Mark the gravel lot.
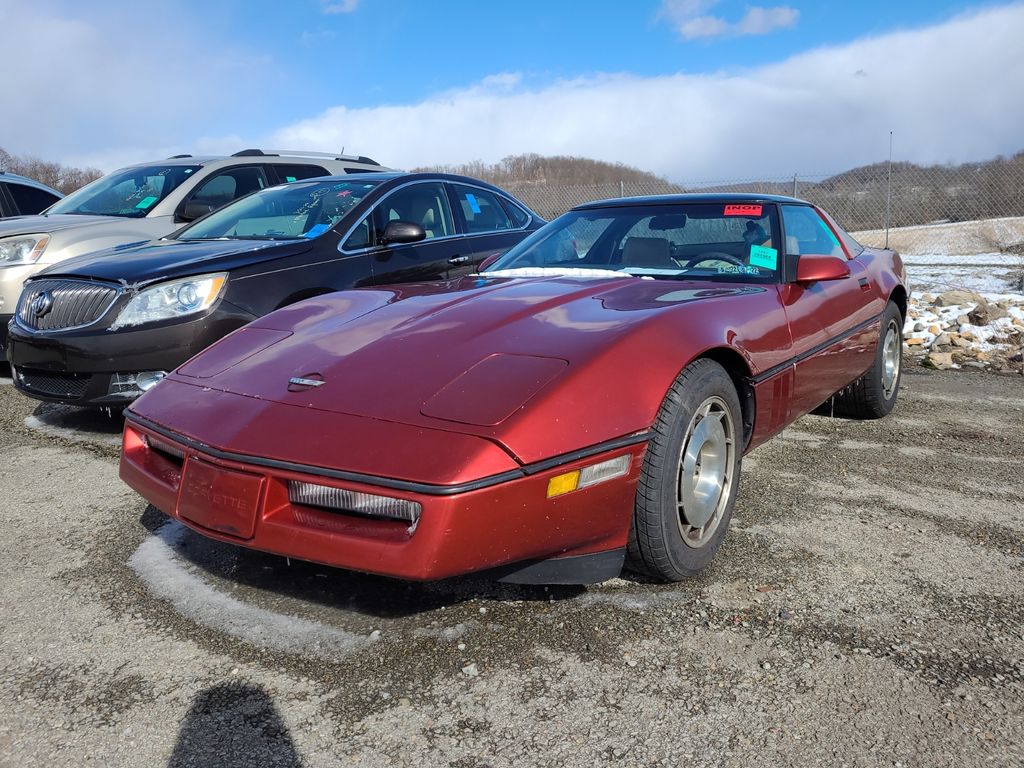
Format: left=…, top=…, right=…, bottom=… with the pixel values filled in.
left=0, top=366, right=1021, bottom=767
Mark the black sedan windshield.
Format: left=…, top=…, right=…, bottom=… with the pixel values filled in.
left=178, top=179, right=380, bottom=240
left=485, top=203, right=783, bottom=283
left=47, top=165, right=202, bottom=218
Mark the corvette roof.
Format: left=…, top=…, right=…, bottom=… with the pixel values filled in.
left=574, top=193, right=811, bottom=210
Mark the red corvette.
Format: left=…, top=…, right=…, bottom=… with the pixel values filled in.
left=120, top=194, right=907, bottom=584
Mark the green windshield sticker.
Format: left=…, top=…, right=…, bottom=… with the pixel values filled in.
left=135, top=195, right=159, bottom=210
left=748, top=244, right=778, bottom=269
left=286, top=176, right=297, bottom=182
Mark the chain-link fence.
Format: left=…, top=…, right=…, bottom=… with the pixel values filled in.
left=507, top=161, right=1024, bottom=295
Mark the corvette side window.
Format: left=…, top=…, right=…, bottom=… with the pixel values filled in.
left=781, top=205, right=845, bottom=259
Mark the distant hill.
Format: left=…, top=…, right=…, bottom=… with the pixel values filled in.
left=414, top=153, right=681, bottom=191
left=695, top=151, right=1024, bottom=231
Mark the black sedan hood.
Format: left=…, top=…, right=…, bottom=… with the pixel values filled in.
left=37, top=238, right=315, bottom=285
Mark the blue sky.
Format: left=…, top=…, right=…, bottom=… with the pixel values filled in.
left=2, top=1, right=1022, bottom=181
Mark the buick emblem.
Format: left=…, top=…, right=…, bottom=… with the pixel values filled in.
left=30, top=291, right=54, bottom=318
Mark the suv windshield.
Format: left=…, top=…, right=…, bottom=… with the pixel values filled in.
left=486, top=203, right=782, bottom=283
left=178, top=179, right=380, bottom=241
left=47, top=165, right=202, bottom=218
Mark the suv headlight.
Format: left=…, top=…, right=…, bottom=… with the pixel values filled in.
left=111, top=273, right=227, bottom=330
left=0, top=235, right=50, bottom=266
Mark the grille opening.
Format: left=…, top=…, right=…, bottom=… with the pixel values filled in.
left=15, top=368, right=89, bottom=399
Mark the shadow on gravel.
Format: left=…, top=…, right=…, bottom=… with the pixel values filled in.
left=168, top=682, right=303, bottom=768
left=27, top=401, right=125, bottom=443
left=138, top=507, right=586, bottom=620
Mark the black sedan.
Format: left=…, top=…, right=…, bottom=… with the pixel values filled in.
left=6, top=172, right=543, bottom=406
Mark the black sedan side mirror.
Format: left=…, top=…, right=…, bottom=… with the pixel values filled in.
left=177, top=200, right=216, bottom=223
left=381, top=220, right=426, bottom=245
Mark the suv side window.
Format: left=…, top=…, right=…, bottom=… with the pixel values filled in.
left=780, top=205, right=845, bottom=259
left=452, top=184, right=512, bottom=234
left=8, top=183, right=61, bottom=215
left=190, top=166, right=269, bottom=210
left=272, top=164, right=329, bottom=184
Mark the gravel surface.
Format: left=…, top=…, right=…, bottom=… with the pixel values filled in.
left=0, top=368, right=1021, bottom=767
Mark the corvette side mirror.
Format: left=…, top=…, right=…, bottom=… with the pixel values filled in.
left=794, top=254, right=850, bottom=283
left=381, top=220, right=426, bottom=245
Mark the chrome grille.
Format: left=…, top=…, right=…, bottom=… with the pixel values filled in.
left=17, top=279, right=120, bottom=331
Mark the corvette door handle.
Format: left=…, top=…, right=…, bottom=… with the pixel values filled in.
left=448, top=255, right=471, bottom=265
left=857, top=277, right=870, bottom=290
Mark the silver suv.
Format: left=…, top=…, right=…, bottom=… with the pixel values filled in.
left=0, top=149, right=386, bottom=352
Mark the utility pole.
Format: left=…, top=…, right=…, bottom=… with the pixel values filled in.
left=885, top=131, right=893, bottom=249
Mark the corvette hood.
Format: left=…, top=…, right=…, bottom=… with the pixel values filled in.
left=159, top=275, right=766, bottom=463
left=37, top=237, right=312, bottom=284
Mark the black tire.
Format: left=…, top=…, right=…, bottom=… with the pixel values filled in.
left=831, top=301, right=903, bottom=419
left=627, top=358, right=743, bottom=581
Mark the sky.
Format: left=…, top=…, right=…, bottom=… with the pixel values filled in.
left=2, top=0, right=1022, bottom=182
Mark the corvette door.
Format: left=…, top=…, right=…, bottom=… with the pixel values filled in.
left=779, top=204, right=880, bottom=415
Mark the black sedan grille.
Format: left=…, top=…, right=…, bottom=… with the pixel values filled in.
left=15, top=369, right=90, bottom=400
left=17, top=279, right=120, bottom=331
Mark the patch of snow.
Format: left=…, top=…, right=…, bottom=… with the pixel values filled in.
left=129, top=521, right=371, bottom=659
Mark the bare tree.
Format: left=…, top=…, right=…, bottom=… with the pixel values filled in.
left=0, top=146, right=104, bottom=194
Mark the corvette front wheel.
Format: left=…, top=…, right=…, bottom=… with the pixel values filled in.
left=627, top=359, right=742, bottom=581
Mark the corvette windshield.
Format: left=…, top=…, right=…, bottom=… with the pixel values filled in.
left=178, top=179, right=380, bottom=241
left=486, top=203, right=782, bottom=283
left=47, top=165, right=202, bottom=218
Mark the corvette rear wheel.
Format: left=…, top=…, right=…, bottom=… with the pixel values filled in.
left=831, top=301, right=903, bottom=419
left=627, top=359, right=742, bottom=581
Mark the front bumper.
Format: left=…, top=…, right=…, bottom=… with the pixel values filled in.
left=1, top=313, right=11, bottom=357
left=120, top=415, right=646, bottom=583
left=6, top=308, right=251, bottom=406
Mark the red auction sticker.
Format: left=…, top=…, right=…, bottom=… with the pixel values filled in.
left=724, top=204, right=763, bottom=217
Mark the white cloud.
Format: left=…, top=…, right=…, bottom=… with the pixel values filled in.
left=0, top=0, right=274, bottom=169
left=734, top=6, right=800, bottom=36
left=320, top=0, right=359, bottom=13
left=264, top=5, right=1024, bottom=181
left=660, top=0, right=800, bottom=40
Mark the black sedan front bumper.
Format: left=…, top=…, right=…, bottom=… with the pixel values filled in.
left=6, top=308, right=253, bottom=406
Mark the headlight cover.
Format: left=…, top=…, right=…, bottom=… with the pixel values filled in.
left=0, top=234, right=49, bottom=266
left=111, top=273, right=227, bottom=330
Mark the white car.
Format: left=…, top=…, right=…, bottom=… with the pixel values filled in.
left=0, top=149, right=387, bottom=353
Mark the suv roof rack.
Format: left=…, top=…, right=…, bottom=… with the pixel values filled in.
left=231, top=149, right=380, bottom=166
left=167, top=154, right=193, bottom=159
